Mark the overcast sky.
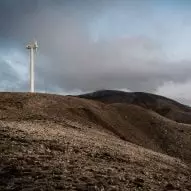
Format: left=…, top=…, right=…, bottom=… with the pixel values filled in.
left=1, top=0, right=191, bottom=105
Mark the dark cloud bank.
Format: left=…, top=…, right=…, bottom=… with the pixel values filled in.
left=0, top=0, right=191, bottom=105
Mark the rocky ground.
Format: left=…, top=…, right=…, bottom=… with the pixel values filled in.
left=0, top=92, right=191, bottom=190
left=0, top=120, right=191, bottom=191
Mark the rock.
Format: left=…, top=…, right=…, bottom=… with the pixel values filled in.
left=133, top=178, right=144, bottom=188
left=164, top=183, right=176, bottom=190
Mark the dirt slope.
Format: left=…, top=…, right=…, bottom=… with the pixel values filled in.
left=0, top=92, right=191, bottom=163
left=0, top=92, right=191, bottom=190
left=78, top=90, right=191, bottom=124
left=0, top=119, right=191, bottom=190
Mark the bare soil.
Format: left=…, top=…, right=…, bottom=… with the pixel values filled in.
left=79, top=90, right=191, bottom=124
left=0, top=92, right=191, bottom=191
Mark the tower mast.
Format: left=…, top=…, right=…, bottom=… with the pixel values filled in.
left=26, top=40, right=38, bottom=93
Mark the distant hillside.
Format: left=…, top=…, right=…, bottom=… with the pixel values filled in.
left=78, top=90, right=191, bottom=124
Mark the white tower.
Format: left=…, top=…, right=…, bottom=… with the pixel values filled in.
left=26, top=40, right=38, bottom=93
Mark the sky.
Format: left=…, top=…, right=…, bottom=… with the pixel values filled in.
left=1, top=0, right=191, bottom=105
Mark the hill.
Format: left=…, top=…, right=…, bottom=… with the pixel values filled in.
left=0, top=92, right=190, bottom=162
left=78, top=90, right=191, bottom=124
left=0, top=92, right=191, bottom=190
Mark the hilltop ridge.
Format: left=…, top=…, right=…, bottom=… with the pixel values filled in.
left=78, top=90, right=191, bottom=124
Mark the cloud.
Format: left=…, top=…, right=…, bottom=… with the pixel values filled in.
left=35, top=34, right=191, bottom=93
left=155, top=80, right=191, bottom=105
left=0, top=59, right=20, bottom=91
left=0, top=0, right=191, bottom=105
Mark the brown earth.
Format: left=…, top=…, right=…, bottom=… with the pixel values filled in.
left=78, top=90, right=191, bottom=124
left=0, top=92, right=191, bottom=191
